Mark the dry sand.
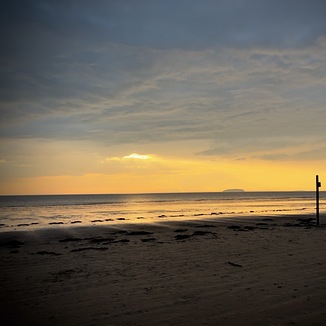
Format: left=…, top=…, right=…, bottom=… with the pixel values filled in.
left=1, top=214, right=326, bottom=326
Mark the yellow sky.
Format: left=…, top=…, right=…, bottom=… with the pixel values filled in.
left=1, top=152, right=323, bottom=195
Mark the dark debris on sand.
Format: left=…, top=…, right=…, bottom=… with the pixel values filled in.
left=194, top=224, right=217, bottom=228
left=33, top=251, right=62, bottom=256
left=141, top=238, right=156, bottom=242
left=283, top=218, right=317, bottom=228
left=127, top=231, right=153, bottom=236
left=175, top=234, right=192, bottom=241
left=192, top=230, right=215, bottom=236
left=227, top=225, right=257, bottom=232
left=228, top=261, right=243, bottom=267
left=70, top=247, right=108, bottom=252
left=87, top=237, right=116, bottom=244
left=59, top=237, right=84, bottom=243
left=0, top=240, right=24, bottom=249
left=174, top=230, right=216, bottom=241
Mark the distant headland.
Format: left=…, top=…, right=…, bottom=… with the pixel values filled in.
left=222, top=189, right=245, bottom=192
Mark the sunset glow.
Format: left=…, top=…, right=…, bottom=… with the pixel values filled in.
left=1, top=1, right=326, bottom=195
left=123, top=153, right=151, bottom=160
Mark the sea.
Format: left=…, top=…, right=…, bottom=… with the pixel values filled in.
left=0, top=192, right=324, bottom=231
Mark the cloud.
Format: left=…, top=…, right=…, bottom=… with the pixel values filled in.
left=105, top=153, right=152, bottom=161
left=1, top=42, right=326, bottom=157
left=2, top=0, right=326, bottom=54
left=1, top=0, right=326, bottom=184
left=259, top=147, right=326, bottom=161
left=123, top=153, right=150, bottom=160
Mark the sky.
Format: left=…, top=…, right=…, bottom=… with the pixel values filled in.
left=1, top=0, right=326, bottom=194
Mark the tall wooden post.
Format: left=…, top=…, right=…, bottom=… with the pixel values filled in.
left=316, top=175, right=321, bottom=225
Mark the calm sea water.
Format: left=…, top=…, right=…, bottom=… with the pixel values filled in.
left=0, top=192, right=324, bottom=231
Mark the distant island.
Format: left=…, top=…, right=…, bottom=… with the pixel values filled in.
left=223, top=189, right=245, bottom=192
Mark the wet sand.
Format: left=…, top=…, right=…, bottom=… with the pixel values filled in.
left=1, top=214, right=326, bottom=325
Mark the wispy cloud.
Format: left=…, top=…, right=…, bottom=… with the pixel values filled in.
left=105, top=153, right=152, bottom=161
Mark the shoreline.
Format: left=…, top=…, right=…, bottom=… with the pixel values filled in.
left=0, top=210, right=319, bottom=234
left=0, top=190, right=321, bottom=233
left=1, top=213, right=326, bottom=325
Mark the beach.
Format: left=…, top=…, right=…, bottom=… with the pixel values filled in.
left=1, top=214, right=326, bottom=325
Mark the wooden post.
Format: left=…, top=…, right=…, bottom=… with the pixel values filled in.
left=316, top=175, right=321, bottom=226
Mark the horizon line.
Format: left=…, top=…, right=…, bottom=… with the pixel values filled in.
left=0, top=190, right=318, bottom=196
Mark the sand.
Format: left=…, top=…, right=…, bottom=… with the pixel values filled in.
left=1, top=214, right=326, bottom=326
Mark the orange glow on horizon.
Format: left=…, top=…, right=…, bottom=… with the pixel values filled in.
left=0, top=154, right=324, bottom=195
